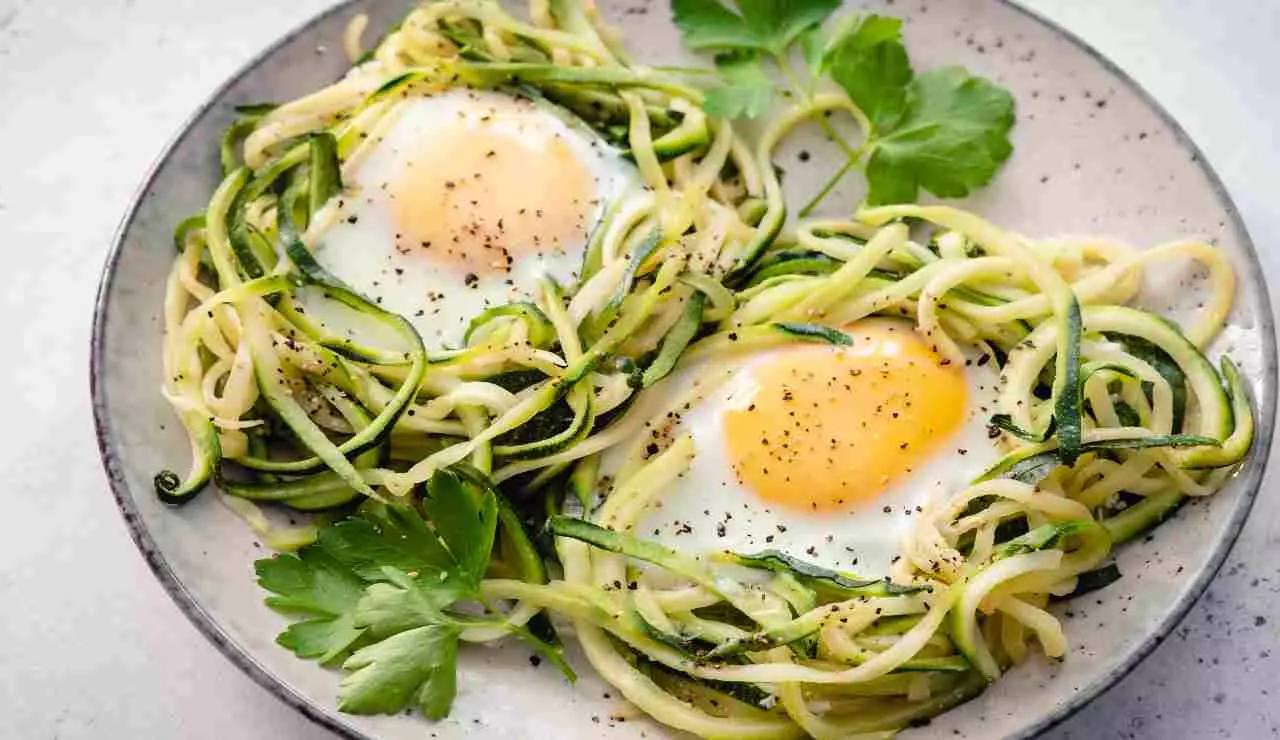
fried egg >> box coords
[311,88,640,346]
[618,319,1003,579]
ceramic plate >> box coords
[92,1,1277,737]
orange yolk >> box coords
[723,320,968,512]
[390,104,595,277]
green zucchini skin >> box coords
[225,403,381,511]
[464,302,556,348]
[641,291,706,387]
[549,515,785,626]
[457,62,699,100]
[1061,563,1123,599]
[153,409,221,505]
[744,250,842,287]
[727,205,785,283]
[632,611,719,661]
[988,414,1056,443]
[642,106,711,161]
[978,434,1219,485]
[219,103,276,176]
[223,469,349,501]
[891,656,971,674]
[1053,296,1083,464]
[1085,306,1232,443]
[452,464,551,587]
[1182,357,1254,468]
[492,392,593,460]
[589,228,663,337]
[1102,489,1187,545]
[307,132,342,215]
[991,520,1098,561]
[172,212,206,252]
[720,550,924,599]
[550,516,688,572]
[1104,332,1189,433]
[771,322,852,347]
[567,455,600,512]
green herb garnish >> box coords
[255,470,572,720]
[671,3,1016,207]
[671,0,841,56]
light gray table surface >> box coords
[0,1,1276,738]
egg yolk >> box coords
[723,320,968,512]
[390,97,596,277]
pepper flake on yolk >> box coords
[389,96,596,277]
[722,320,968,511]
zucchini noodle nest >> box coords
[156,1,1255,737]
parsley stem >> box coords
[774,53,805,95]
[815,113,858,159]
[798,145,866,218]
[652,65,721,76]
[477,593,503,616]
[773,52,858,159]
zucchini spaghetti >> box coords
[155,1,1254,737]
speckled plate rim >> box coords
[89,2,1278,738]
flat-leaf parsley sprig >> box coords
[255,469,573,720]
[671,2,1016,209]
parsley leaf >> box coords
[316,506,455,582]
[356,569,465,635]
[738,0,842,54]
[863,67,1015,204]
[703,53,776,119]
[421,467,498,589]
[671,0,839,118]
[348,567,577,697]
[340,623,460,719]
[822,15,913,131]
[797,26,826,75]
[339,567,463,718]
[671,0,760,50]
[671,0,840,56]
[670,4,1018,208]
[308,469,495,590]
[255,548,368,664]
[254,468,568,722]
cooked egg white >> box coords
[310,88,640,346]
[615,319,1003,579]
